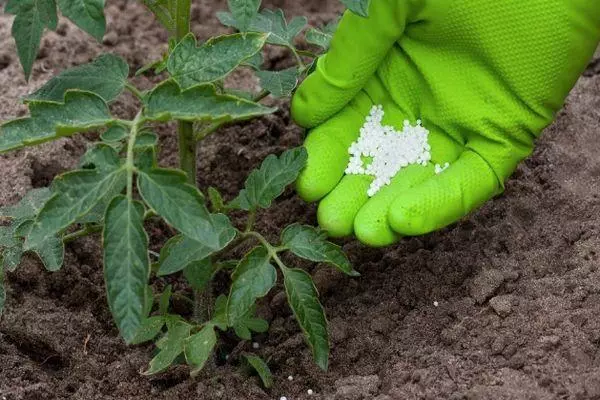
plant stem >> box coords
[126,112,143,199]
[125,82,145,101]
[290,47,306,69]
[63,225,102,243]
[245,210,257,232]
[240,230,286,270]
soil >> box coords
[1,1,600,400]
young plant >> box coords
[0,0,368,379]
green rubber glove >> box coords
[291,0,600,246]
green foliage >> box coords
[230,147,308,211]
[0,91,113,153]
[26,54,129,103]
[281,224,359,276]
[340,0,371,17]
[0,0,357,382]
[226,247,276,326]
[57,0,106,41]
[145,81,275,123]
[184,324,217,375]
[5,0,58,79]
[243,353,273,388]
[103,196,150,343]
[305,19,339,51]
[168,33,267,89]
[256,67,300,98]
[283,267,329,370]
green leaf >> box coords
[8,0,58,80]
[252,9,307,47]
[138,168,230,249]
[159,285,172,315]
[207,187,225,213]
[227,247,277,326]
[184,324,217,376]
[101,125,128,143]
[145,81,275,123]
[0,226,23,272]
[211,295,228,331]
[25,166,126,250]
[234,323,252,340]
[135,147,158,172]
[340,0,371,17]
[144,320,191,375]
[167,33,268,89]
[242,51,263,70]
[243,354,273,388]
[131,315,165,345]
[256,67,299,98]
[305,19,339,50]
[79,143,122,172]
[26,223,64,271]
[142,0,174,33]
[103,195,150,344]
[0,187,51,221]
[0,267,5,318]
[226,0,260,32]
[183,258,213,292]
[230,147,307,211]
[158,214,236,276]
[245,317,268,333]
[25,54,128,103]
[281,224,358,276]
[283,267,329,370]
[57,0,106,41]
[0,90,113,154]
[134,132,158,149]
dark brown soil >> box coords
[1,2,600,399]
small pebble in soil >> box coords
[307,389,314,395]
[280,397,288,400]
[287,375,294,381]
[252,342,260,349]
[433,301,439,307]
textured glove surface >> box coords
[291,0,600,246]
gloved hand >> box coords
[291,0,600,246]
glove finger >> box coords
[353,164,435,246]
[296,91,373,203]
[388,150,501,236]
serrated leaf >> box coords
[103,195,150,344]
[142,0,174,33]
[227,247,277,326]
[0,187,51,221]
[305,19,339,50]
[79,143,122,172]
[243,354,273,388]
[0,226,23,272]
[184,324,216,375]
[137,168,226,249]
[25,54,129,103]
[101,125,128,143]
[281,224,358,276]
[230,147,307,211]
[131,315,165,345]
[25,166,126,250]
[183,258,213,292]
[31,229,64,271]
[340,0,371,17]
[8,0,58,80]
[242,51,263,70]
[134,132,158,149]
[167,33,267,89]
[144,320,191,375]
[57,0,106,41]
[283,267,329,370]
[0,90,113,154]
[256,67,299,98]
[212,294,228,331]
[226,0,260,32]
[252,9,307,47]
[145,81,275,123]
[158,214,236,276]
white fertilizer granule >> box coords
[346,105,432,196]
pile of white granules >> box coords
[345,105,433,197]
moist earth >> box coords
[1,2,600,399]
